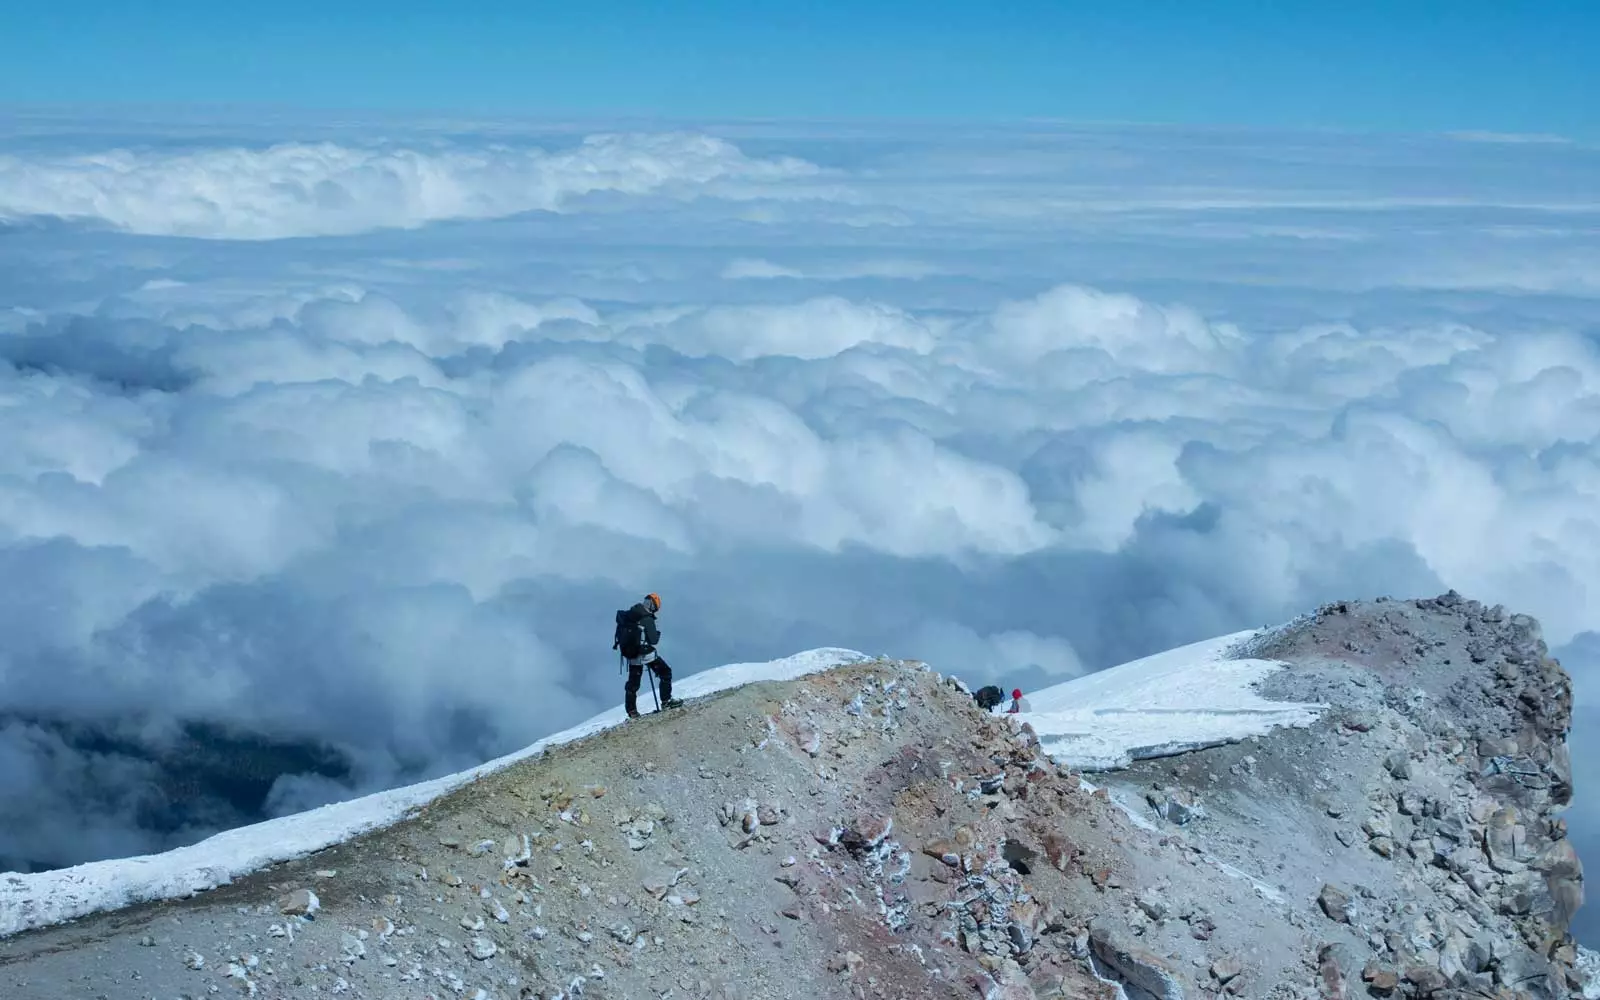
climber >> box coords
[973,684,1005,711]
[1006,688,1031,713]
[613,592,683,718]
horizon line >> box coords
[0,100,1590,146]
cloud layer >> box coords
[1,117,1597,943]
[0,132,826,239]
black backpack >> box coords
[613,608,644,659]
[973,685,1004,710]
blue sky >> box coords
[2,0,1597,134]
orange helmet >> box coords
[645,592,661,612]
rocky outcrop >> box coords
[1187,592,1587,998]
[0,592,1589,1000]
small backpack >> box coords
[973,685,1004,710]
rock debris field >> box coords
[0,592,1592,1000]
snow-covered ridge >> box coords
[1015,629,1327,771]
[0,631,1326,939]
[0,647,872,939]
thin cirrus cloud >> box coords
[0,116,1597,945]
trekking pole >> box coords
[647,665,660,711]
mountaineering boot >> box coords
[627,708,641,719]
[656,698,684,711]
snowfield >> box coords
[0,647,872,939]
[0,631,1328,939]
[1013,629,1327,771]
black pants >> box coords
[624,655,672,713]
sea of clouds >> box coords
[0,109,1596,940]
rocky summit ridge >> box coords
[0,591,1593,1000]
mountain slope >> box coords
[0,594,1593,1000]
[0,647,875,940]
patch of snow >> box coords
[1077,776,1286,906]
[1577,945,1600,1000]
[1022,630,1326,771]
[1075,777,1159,834]
[0,646,871,938]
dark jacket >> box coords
[623,601,661,656]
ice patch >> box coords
[0,647,871,938]
[1022,629,1325,771]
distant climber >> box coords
[973,684,1005,711]
[1006,688,1031,713]
[613,592,683,717]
